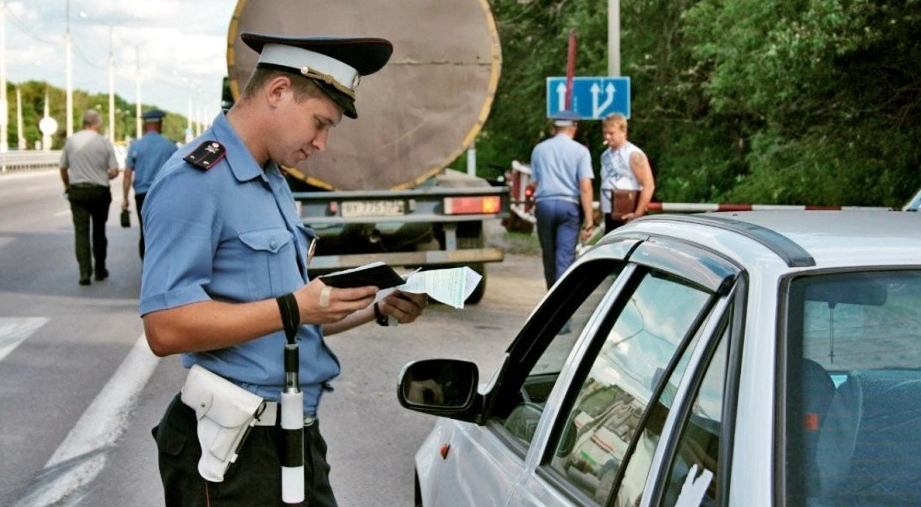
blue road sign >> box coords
[546,76,631,120]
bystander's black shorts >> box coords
[152,394,337,507]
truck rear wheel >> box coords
[457,224,487,305]
[466,263,487,304]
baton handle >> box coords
[281,342,304,505]
[281,390,305,504]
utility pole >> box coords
[65,0,74,137]
[16,85,23,149]
[0,0,8,152]
[135,46,141,139]
[108,27,115,143]
[608,0,621,76]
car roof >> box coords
[626,211,921,269]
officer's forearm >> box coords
[322,304,375,336]
[144,299,284,357]
[122,169,133,203]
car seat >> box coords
[801,358,836,496]
[814,370,921,506]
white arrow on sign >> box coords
[591,82,616,118]
[555,82,567,111]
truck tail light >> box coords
[444,196,502,215]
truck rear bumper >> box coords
[307,248,504,273]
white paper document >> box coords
[380,266,482,309]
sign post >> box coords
[546,76,630,120]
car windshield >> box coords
[785,269,921,506]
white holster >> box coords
[180,364,266,482]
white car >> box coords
[397,211,921,507]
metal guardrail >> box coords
[0,151,62,173]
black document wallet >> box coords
[318,261,406,289]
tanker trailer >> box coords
[226,0,508,304]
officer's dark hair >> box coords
[241,67,326,103]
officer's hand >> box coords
[295,279,377,325]
[378,291,427,324]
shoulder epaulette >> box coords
[184,141,226,171]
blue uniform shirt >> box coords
[530,133,593,204]
[126,131,178,194]
[140,113,337,416]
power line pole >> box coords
[65,0,74,136]
[108,27,115,143]
[0,0,9,152]
[608,0,620,77]
[135,46,141,139]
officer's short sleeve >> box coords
[577,146,593,181]
[139,164,218,316]
[126,141,138,169]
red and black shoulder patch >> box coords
[184,141,226,171]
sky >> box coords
[3,0,239,120]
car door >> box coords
[502,237,743,507]
[412,240,643,507]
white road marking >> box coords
[0,317,48,362]
[13,334,160,507]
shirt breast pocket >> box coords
[237,228,298,298]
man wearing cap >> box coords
[59,109,120,285]
[122,109,177,259]
[140,33,427,506]
[529,111,594,293]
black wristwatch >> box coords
[373,302,389,327]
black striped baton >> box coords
[276,293,304,505]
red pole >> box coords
[565,29,577,111]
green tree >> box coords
[475,0,921,207]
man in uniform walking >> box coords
[59,109,119,285]
[121,109,176,259]
[530,111,595,292]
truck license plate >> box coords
[340,200,406,218]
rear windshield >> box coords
[784,270,921,506]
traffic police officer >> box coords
[122,109,177,258]
[140,32,427,507]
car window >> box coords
[660,330,728,507]
[500,264,620,446]
[548,269,714,504]
[784,270,921,506]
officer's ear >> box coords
[265,75,294,107]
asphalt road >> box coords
[0,169,546,506]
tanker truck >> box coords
[225,0,509,303]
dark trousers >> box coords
[69,185,112,280]
[134,193,147,259]
[153,394,338,507]
[604,213,626,234]
[535,199,582,290]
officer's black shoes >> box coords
[79,278,91,286]
[95,268,109,281]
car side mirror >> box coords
[397,359,479,415]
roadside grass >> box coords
[502,231,541,255]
